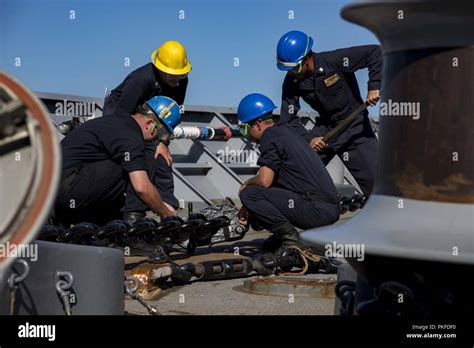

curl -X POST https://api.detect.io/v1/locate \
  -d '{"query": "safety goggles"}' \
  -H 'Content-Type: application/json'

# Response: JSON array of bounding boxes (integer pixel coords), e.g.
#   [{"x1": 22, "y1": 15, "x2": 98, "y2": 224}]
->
[
  {"x1": 238, "y1": 119, "x2": 273, "y2": 139},
  {"x1": 292, "y1": 61, "x2": 304, "y2": 74},
  {"x1": 150, "y1": 120, "x2": 170, "y2": 139},
  {"x1": 276, "y1": 57, "x2": 304, "y2": 73},
  {"x1": 238, "y1": 122, "x2": 252, "y2": 139},
  {"x1": 163, "y1": 72, "x2": 188, "y2": 80}
]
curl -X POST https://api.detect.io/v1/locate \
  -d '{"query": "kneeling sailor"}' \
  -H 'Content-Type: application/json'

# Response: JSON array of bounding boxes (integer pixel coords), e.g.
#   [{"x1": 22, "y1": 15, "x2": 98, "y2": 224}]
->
[{"x1": 237, "y1": 93, "x2": 340, "y2": 253}]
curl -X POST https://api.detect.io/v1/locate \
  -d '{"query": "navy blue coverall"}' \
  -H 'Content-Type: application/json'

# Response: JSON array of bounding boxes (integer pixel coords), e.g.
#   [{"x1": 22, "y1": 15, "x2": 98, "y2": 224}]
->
[
  {"x1": 103, "y1": 62, "x2": 188, "y2": 209},
  {"x1": 280, "y1": 45, "x2": 382, "y2": 196},
  {"x1": 239, "y1": 123, "x2": 340, "y2": 232}
]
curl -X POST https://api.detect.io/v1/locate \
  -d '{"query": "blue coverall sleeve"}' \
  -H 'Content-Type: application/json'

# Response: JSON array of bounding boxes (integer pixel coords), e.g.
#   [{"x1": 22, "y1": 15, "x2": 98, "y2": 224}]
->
[
  {"x1": 280, "y1": 75, "x2": 301, "y2": 124},
  {"x1": 330, "y1": 45, "x2": 383, "y2": 91}
]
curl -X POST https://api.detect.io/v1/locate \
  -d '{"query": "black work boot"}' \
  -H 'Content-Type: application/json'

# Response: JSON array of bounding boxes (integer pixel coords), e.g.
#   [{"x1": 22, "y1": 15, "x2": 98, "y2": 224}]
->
[
  {"x1": 261, "y1": 234, "x2": 282, "y2": 252},
  {"x1": 271, "y1": 222, "x2": 310, "y2": 255},
  {"x1": 124, "y1": 212, "x2": 145, "y2": 226}
]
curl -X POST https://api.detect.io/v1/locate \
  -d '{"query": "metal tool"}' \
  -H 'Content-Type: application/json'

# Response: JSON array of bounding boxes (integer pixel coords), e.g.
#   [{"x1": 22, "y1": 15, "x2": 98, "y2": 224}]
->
[
  {"x1": 322, "y1": 101, "x2": 369, "y2": 143},
  {"x1": 125, "y1": 276, "x2": 158, "y2": 315}
]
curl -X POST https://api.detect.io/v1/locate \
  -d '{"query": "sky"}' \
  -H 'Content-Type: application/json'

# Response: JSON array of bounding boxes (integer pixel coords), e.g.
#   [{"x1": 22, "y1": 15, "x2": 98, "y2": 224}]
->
[{"x1": 0, "y1": 0, "x2": 380, "y2": 113}]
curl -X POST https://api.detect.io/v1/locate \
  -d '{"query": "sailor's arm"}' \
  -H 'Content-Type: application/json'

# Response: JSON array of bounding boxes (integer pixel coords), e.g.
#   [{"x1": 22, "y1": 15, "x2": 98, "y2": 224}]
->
[
  {"x1": 332, "y1": 45, "x2": 382, "y2": 105},
  {"x1": 240, "y1": 166, "x2": 275, "y2": 191},
  {"x1": 280, "y1": 76, "x2": 302, "y2": 123},
  {"x1": 174, "y1": 77, "x2": 189, "y2": 106},
  {"x1": 129, "y1": 170, "x2": 176, "y2": 218},
  {"x1": 332, "y1": 45, "x2": 382, "y2": 86},
  {"x1": 113, "y1": 74, "x2": 151, "y2": 116},
  {"x1": 153, "y1": 78, "x2": 189, "y2": 163}
]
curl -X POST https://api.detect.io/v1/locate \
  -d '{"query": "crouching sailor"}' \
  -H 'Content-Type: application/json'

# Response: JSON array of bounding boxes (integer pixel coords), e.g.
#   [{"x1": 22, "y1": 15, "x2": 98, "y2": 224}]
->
[
  {"x1": 237, "y1": 93, "x2": 340, "y2": 253},
  {"x1": 53, "y1": 96, "x2": 181, "y2": 227}
]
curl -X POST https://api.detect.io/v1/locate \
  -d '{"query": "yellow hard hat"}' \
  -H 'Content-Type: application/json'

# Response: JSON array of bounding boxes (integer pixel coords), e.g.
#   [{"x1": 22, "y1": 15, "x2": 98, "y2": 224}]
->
[{"x1": 151, "y1": 41, "x2": 191, "y2": 75}]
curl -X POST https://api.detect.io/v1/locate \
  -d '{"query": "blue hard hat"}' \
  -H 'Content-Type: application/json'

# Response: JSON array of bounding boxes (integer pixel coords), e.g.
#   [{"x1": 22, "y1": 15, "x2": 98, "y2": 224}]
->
[
  {"x1": 145, "y1": 96, "x2": 181, "y2": 133},
  {"x1": 276, "y1": 30, "x2": 314, "y2": 71},
  {"x1": 237, "y1": 93, "x2": 277, "y2": 124}
]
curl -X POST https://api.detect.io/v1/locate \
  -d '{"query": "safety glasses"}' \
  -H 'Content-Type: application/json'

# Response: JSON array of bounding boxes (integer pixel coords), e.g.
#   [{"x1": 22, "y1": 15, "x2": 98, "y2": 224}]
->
[
  {"x1": 151, "y1": 120, "x2": 163, "y2": 133},
  {"x1": 150, "y1": 120, "x2": 170, "y2": 139},
  {"x1": 276, "y1": 58, "x2": 305, "y2": 74},
  {"x1": 238, "y1": 119, "x2": 273, "y2": 139},
  {"x1": 292, "y1": 61, "x2": 304, "y2": 74},
  {"x1": 164, "y1": 72, "x2": 188, "y2": 80},
  {"x1": 238, "y1": 122, "x2": 252, "y2": 139}
]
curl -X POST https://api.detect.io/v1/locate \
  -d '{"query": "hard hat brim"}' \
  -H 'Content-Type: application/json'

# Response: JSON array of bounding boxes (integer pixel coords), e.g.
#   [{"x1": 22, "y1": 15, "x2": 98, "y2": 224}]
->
[
  {"x1": 239, "y1": 106, "x2": 277, "y2": 124},
  {"x1": 277, "y1": 63, "x2": 294, "y2": 71},
  {"x1": 154, "y1": 60, "x2": 192, "y2": 75}
]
